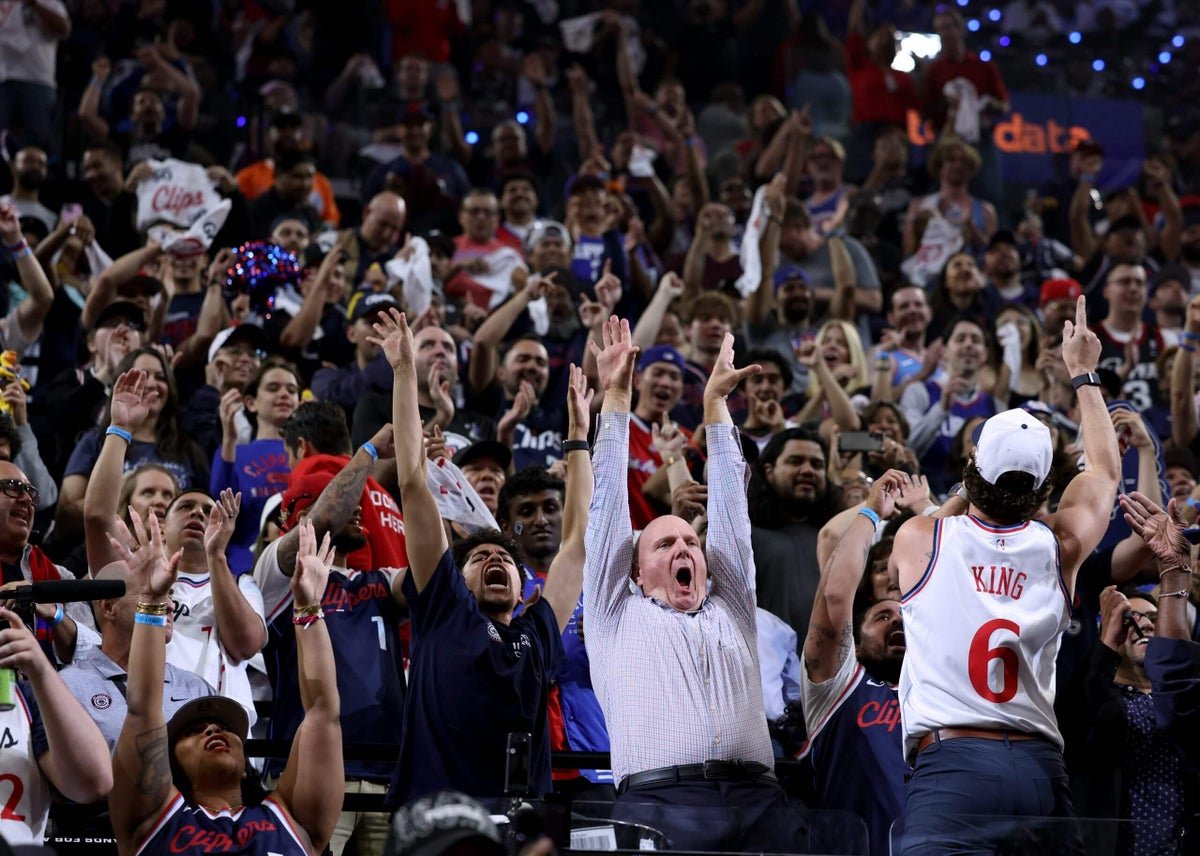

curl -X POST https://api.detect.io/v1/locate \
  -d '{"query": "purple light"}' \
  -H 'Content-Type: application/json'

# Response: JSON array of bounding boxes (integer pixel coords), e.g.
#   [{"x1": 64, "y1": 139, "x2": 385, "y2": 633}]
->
[
  {"x1": 236, "y1": 116, "x2": 247, "y2": 128},
  {"x1": 999, "y1": 35, "x2": 1011, "y2": 47},
  {"x1": 979, "y1": 50, "x2": 992, "y2": 61}
]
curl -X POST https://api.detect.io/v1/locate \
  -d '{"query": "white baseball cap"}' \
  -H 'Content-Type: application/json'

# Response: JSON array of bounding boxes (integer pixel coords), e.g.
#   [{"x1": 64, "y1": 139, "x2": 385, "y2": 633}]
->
[{"x1": 973, "y1": 408, "x2": 1053, "y2": 489}]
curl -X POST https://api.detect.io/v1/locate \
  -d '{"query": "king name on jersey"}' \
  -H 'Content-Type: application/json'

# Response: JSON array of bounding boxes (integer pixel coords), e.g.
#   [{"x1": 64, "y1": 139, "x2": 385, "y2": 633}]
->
[{"x1": 971, "y1": 564, "x2": 1027, "y2": 600}]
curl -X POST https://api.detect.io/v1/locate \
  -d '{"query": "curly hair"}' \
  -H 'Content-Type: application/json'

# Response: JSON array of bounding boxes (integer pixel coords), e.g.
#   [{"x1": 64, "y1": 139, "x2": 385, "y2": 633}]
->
[
  {"x1": 451, "y1": 528, "x2": 526, "y2": 571},
  {"x1": 962, "y1": 459, "x2": 1052, "y2": 525}
]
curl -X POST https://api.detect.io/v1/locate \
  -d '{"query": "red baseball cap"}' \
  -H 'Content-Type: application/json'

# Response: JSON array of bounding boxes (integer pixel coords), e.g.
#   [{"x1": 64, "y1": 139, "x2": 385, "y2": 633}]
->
[
  {"x1": 1039, "y1": 277, "x2": 1083, "y2": 307},
  {"x1": 279, "y1": 471, "x2": 334, "y2": 532}
]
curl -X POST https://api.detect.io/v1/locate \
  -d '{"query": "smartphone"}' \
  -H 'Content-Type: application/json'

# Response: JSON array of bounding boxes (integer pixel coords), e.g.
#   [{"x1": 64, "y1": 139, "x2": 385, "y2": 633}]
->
[
  {"x1": 840, "y1": 431, "x2": 885, "y2": 454},
  {"x1": 61, "y1": 203, "x2": 83, "y2": 225},
  {"x1": 504, "y1": 731, "x2": 532, "y2": 797}
]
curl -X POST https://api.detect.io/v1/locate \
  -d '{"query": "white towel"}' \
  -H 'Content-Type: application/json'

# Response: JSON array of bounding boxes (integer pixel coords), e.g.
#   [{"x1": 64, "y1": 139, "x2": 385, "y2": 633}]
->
[
  {"x1": 135, "y1": 158, "x2": 223, "y2": 230},
  {"x1": 733, "y1": 184, "x2": 770, "y2": 298},
  {"x1": 384, "y1": 236, "x2": 435, "y2": 316},
  {"x1": 943, "y1": 77, "x2": 982, "y2": 144},
  {"x1": 427, "y1": 456, "x2": 499, "y2": 533}
]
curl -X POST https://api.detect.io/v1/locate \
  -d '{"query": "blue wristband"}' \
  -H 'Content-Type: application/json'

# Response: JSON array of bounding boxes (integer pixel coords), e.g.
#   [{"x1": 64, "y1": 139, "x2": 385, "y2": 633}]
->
[
  {"x1": 360, "y1": 442, "x2": 379, "y2": 462},
  {"x1": 50, "y1": 604, "x2": 64, "y2": 626},
  {"x1": 1187, "y1": 498, "x2": 1200, "y2": 513},
  {"x1": 106, "y1": 426, "x2": 133, "y2": 444},
  {"x1": 858, "y1": 507, "x2": 881, "y2": 527},
  {"x1": 1183, "y1": 331, "x2": 1200, "y2": 343},
  {"x1": 135, "y1": 612, "x2": 167, "y2": 627}
]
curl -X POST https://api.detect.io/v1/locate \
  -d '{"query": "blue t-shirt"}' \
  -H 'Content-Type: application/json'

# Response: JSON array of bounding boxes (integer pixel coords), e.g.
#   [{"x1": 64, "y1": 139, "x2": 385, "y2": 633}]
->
[
  {"x1": 389, "y1": 550, "x2": 564, "y2": 804},
  {"x1": 135, "y1": 794, "x2": 308, "y2": 855},
  {"x1": 495, "y1": 403, "x2": 565, "y2": 471},
  {"x1": 64, "y1": 428, "x2": 204, "y2": 491},
  {"x1": 210, "y1": 439, "x2": 291, "y2": 575}
]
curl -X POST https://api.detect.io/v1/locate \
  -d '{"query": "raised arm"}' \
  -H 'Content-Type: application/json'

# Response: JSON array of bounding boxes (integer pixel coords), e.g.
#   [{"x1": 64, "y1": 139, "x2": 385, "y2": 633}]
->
[
  {"x1": 0, "y1": 204, "x2": 54, "y2": 344},
  {"x1": 702, "y1": 333, "x2": 762, "y2": 610},
  {"x1": 746, "y1": 176, "x2": 787, "y2": 327},
  {"x1": 273, "y1": 520, "x2": 342, "y2": 854},
  {"x1": 567, "y1": 65, "x2": 601, "y2": 162},
  {"x1": 469, "y1": 274, "x2": 550, "y2": 393},
  {"x1": 368, "y1": 309, "x2": 447, "y2": 592},
  {"x1": 272, "y1": 421, "x2": 393, "y2": 578},
  {"x1": 1120, "y1": 492, "x2": 1191, "y2": 640},
  {"x1": 541, "y1": 365, "x2": 594, "y2": 634},
  {"x1": 84, "y1": 370, "x2": 154, "y2": 572},
  {"x1": 631, "y1": 272, "x2": 684, "y2": 352},
  {"x1": 1050, "y1": 297, "x2": 1121, "y2": 586},
  {"x1": 806, "y1": 472, "x2": 903, "y2": 682},
  {"x1": 583, "y1": 317, "x2": 639, "y2": 619},
  {"x1": 203, "y1": 489, "x2": 267, "y2": 662},
  {"x1": 78, "y1": 56, "x2": 112, "y2": 140},
  {"x1": 110, "y1": 511, "x2": 182, "y2": 847},
  {"x1": 1171, "y1": 296, "x2": 1200, "y2": 448}
]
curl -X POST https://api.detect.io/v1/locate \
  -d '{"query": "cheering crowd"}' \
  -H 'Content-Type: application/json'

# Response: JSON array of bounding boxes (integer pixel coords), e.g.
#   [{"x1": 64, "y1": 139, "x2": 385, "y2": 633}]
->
[{"x1": 2, "y1": 0, "x2": 1200, "y2": 854}]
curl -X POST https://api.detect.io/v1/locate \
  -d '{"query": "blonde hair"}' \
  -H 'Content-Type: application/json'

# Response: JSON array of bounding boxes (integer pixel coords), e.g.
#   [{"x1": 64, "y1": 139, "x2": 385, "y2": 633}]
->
[
  {"x1": 117, "y1": 464, "x2": 179, "y2": 522},
  {"x1": 807, "y1": 319, "x2": 870, "y2": 401}
]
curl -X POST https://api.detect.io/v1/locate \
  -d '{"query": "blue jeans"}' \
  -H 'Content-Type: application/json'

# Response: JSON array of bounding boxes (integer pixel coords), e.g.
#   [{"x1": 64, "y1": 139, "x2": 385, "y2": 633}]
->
[
  {"x1": 901, "y1": 735, "x2": 1084, "y2": 855},
  {"x1": 0, "y1": 80, "x2": 57, "y2": 151}
]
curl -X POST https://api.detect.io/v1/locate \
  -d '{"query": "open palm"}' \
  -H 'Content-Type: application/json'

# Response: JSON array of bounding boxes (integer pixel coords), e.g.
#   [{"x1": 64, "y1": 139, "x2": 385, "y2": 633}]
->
[
  {"x1": 110, "y1": 370, "x2": 154, "y2": 429},
  {"x1": 366, "y1": 307, "x2": 413, "y2": 371},
  {"x1": 588, "y1": 316, "x2": 638, "y2": 393},
  {"x1": 1120, "y1": 491, "x2": 1188, "y2": 566},
  {"x1": 292, "y1": 519, "x2": 334, "y2": 607}
]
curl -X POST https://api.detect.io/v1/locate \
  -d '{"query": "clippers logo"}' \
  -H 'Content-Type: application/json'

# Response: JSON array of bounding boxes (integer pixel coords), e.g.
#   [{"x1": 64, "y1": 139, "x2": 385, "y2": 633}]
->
[{"x1": 91, "y1": 693, "x2": 112, "y2": 710}]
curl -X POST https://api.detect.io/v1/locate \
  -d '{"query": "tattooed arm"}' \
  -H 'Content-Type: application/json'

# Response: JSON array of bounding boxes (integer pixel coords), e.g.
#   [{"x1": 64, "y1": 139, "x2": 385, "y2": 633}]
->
[
  {"x1": 272, "y1": 421, "x2": 395, "y2": 577},
  {"x1": 805, "y1": 470, "x2": 906, "y2": 683},
  {"x1": 110, "y1": 512, "x2": 180, "y2": 852}
]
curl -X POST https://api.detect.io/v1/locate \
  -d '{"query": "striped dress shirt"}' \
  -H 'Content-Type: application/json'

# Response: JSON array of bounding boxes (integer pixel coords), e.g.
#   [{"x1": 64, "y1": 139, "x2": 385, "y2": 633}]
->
[{"x1": 584, "y1": 411, "x2": 774, "y2": 786}]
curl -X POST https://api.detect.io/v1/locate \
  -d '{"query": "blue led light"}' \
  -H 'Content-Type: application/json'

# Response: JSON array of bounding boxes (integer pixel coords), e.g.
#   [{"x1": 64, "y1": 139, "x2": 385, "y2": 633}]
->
[
  {"x1": 988, "y1": 9, "x2": 1001, "y2": 22},
  {"x1": 1172, "y1": 35, "x2": 1184, "y2": 48},
  {"x1": 1068, "y1": 32, "x2": 1081, "y2": 45},
  {"x1": 515, "y1": 111, "x2": 530, "y2": 125},
  {"x1": 1035, "y1": 54, "x2": 1048, "y2": 66},
  {"x1": 1132, "y1": 77, "x2": 1146, "y2": 90},
  {"x1": 1092, "y1": 59, "x2": 1105, "y2": 72},
  {"x1": 236, "y1": 116, "x2": 247, "y2": 128},
  {"x1": 955, "y1": 0, "x2": 968, "y2": 6},
  {"x1": 979, "y1": 50, "x2": 992, "y2": 61},
  {"x1": 967, "y1": 19, "x2": 980, "y2": 32},
  {"x1": 999, "y1": 36, "x2": 1011, "y2": 47},
  {"x1": 465, "y1": 131, "x2": 479, "y2": 145},
  {"x1": 1159, "y1": 51, "x2": 1172, "y2": 64}
]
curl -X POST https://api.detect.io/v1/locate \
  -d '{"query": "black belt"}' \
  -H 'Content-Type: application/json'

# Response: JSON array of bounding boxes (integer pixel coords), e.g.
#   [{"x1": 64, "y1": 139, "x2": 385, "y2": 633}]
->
[{"x1": 618, "y1": 760, "x2": 776, "y2": 794}]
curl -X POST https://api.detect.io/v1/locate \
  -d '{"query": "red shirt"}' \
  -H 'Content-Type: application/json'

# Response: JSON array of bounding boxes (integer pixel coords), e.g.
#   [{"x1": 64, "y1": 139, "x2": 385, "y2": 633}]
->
[
  {"x1": 844, "y1": 31, "x2": 918, "y2": 126},
  {"x1": 290, "y1": 454, "x2": 407, "y2": 570},
  {"x1": 922, "y1": 52, "x2": 1009, "y2": 126},
  {"x1": 627, "y1": 414, "x2": 692, "y2": 530},
  {"x1": 447, "y1": 235, "x2": 512, "y2": 309}
]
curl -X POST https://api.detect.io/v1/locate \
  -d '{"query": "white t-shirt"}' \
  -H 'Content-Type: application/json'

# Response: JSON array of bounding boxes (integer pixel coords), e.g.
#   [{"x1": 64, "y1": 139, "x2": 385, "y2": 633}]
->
[
  {"x1": 168, "y1": 569, "x2": 266, "y2": 726},
  {"x1": 0, "y1": 1, "x2": 67, "y2": 88}
]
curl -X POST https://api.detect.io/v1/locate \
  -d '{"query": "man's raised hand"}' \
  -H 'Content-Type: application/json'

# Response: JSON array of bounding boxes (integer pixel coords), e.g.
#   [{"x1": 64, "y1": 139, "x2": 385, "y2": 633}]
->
[
  {"x1": 292, "y1": 518, "x2": 334, "y2": 608},
  {"x1": 705, "y1": 333, "x2": 760, "y2": 401},
  {"x1": 1061, "y1": 295, "x2": 1100, "y2": 376},
  {"x1": 566, "y1": 364, "x2": 594, "y2": 441},
  {"x1": 366, "y1": 308, "x2": 414, "y2": 372},
  {"x1": 588, "y1": 316, "x2": 639, "y2": 394}
]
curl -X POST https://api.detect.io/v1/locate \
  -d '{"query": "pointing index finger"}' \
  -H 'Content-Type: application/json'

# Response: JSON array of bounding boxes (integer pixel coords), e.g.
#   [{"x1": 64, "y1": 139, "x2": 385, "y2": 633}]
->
[{"x1": 1075, "y1": 294, "x2": 1087, "y2": 329}]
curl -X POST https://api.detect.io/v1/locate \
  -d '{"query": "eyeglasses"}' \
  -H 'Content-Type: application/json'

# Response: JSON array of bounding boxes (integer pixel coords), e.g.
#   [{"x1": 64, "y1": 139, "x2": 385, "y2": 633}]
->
[
  {"x1": 1127, "y1": 609, "x2": 1157, "y2": 624},
  {"x1": 0, "y1": 479, "x2": 38, "y2": 504},
  {"x1": 219, "y1": 346, "x2": 267, "y2": 361}
]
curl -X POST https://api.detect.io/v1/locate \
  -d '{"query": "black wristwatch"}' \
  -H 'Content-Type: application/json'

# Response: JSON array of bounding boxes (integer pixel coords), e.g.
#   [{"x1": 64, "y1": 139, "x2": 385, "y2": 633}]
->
[{"x1": 1070, "y1": 371, "x2": 1102, "y2": 390}]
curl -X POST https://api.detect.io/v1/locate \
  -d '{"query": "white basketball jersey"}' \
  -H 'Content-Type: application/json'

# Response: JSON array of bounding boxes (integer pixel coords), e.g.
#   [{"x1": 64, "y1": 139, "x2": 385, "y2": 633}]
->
[
  {"x1": 899, "y1": 514, "x2": 1069, "y2": 759},
  {"x1": 0, "y1": 687, "x2": 52, "y2": 844},
  {"x1": 168, "y1": 571, "x2": 265, "y2": 726}
]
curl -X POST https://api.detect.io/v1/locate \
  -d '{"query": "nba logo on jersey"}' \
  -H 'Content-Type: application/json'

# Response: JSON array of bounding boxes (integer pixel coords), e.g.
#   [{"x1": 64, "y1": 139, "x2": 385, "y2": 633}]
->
[{"x1": 996, "y1": 537, "x2": 1006, "y2": 550}]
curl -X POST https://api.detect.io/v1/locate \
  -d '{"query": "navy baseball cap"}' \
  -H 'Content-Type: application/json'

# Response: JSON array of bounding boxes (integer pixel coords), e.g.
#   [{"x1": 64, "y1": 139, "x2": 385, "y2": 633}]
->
[
  {"x1": 636, "y1": 345, "x2": 688, "y2": 374},
  {"x1": 773, "y1": 265, "x2": 808, "y2": 292}
]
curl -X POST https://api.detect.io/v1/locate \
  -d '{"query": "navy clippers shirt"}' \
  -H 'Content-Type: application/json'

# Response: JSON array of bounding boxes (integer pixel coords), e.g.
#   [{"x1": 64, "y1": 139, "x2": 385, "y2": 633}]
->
[
  {"x1": 799, "y1": 656, "x2": 907, "y2": 856},
  {"x1": 389, "y1": 549, "x2": 564, "y2": 803},
  {"x1": 254, "y1": 539, "x2": 406, "y2": 782}
]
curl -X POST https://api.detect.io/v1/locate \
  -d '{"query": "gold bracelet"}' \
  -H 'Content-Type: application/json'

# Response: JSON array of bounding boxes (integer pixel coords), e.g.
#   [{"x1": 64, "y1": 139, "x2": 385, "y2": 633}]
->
[
  {"x1": 293, "y1": 603, "x2": 322, "y2": 618},
  {"x1": 136, "y1": 602, "x2": 171, "y2": 616},
  {"x1": 1159, "y1": 563, "x2": 1190, "y2": 579},
  {"x1": 665, "y1": 455, "x2": 677, "y2": 467}
]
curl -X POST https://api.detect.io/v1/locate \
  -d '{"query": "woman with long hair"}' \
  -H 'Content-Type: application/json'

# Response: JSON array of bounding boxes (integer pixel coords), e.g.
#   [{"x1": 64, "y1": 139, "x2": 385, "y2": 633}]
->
[
  {"x1": 59, "y1": 348, "x2": 206, "y2": 543},
  {"x1": 796, "y1": 319, "x2": 871, "y2": 427},
  {"x1": 993, "y1": 304, "x2": 1045, "y2": 408},
  {"x1": 211, "y1": 360, "x2": 300, "y2": 573},
  {"x1": 109, "y1": 512, "x2": 342, "y2": 855}
]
